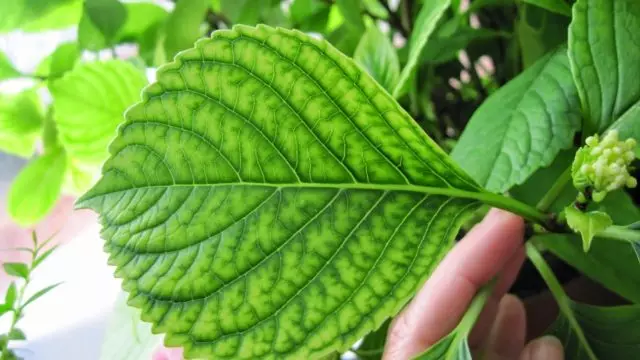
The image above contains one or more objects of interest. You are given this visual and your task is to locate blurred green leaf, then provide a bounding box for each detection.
[290,0,332,32]
[79,0,127,50]
[467,0,514,12]
[393,0,451,98]
[50,60,147,167]
[115,2,169,64]
[0,91,43,157]
[4,283,17,308]
[363,0,388,18]
[355,320,389,360]
[8,150,67,226]
[3,263,29,280]
[0,0,81,33]
[0,304,12,317]
[548,302,640,359]
[0,51,20,81]
[523,0,572,16]
[35,42,79,79]
[221,0,259,24]
[7,329,25,341]
[32,245,59,270]
[337,0,365,30]
[327,23,362,56]
[354,26,400,92]
[22,283,62,309]
[517,3,569,68]
[164,0,209,59]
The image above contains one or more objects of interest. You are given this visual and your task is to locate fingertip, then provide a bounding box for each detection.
[484,294,526,359]
[520,336,564,360]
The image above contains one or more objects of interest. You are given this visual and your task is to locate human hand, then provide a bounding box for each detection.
[383,209,564,360]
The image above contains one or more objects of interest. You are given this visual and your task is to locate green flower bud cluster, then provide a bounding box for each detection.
[572,130,637,202]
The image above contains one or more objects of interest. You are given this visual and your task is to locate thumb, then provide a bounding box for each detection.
[520,336,564,360]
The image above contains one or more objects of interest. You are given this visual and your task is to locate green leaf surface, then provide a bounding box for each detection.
[3,263,29,280]
[610,102,640,157]
[548,302,640,360]
[85,0,127,42]
[164,0,209,59]
[35,42,79,79]
[565,206,612,252]
[523,0,572,16]
[569,0,640,134]
[0,91,44,157]
[78,25,490,359]
[114,2,169,64]
[517,4,569,68]
[0,51,20,81]
[354,26,400,93]
[535,234,640,304]
[8,150,67,226]
[0,0,81,33]
[100,292,163,360]
[50,60,147,166]
[290,0,332,33]
[5,283,17,308]
[452,48,581,193]
[337,0,365,30]
[393,0,451,98]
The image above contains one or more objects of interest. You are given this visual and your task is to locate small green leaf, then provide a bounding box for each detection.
[548,302,640,359]
[164,0,209,59]
[22,283,62,309]
[78,25,488,359]
[336,0,365,31]
[114,2,169,64]
[0,303,12,317]
[0,0,82,33]
[8,329,26,341]
[99,292,163,360]
[4,283,17,307]
[523,0,572,16]
[0,90,44,157]
[3,263,29,280]
[452,48,581,193]
[393,0,451,98]
[517,4,569,68]
[84,0,127,43]
[290,0,332,32]
[32,245,59,270]
[50,60,147,167]
[35,42,79,79]
[569,0,640,135]
[354,26,400,93]
[565,206,613,252]
[0,51,20,81]
[8,150,67,226]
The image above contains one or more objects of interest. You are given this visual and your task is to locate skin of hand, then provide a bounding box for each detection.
[383,209,564,360]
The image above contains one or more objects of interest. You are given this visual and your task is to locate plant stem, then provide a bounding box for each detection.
[597,225,640,243]
[525,242,598,360]
[536,166,572,212]
[456,280,495,336]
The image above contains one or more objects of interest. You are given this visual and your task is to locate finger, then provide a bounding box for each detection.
[520,336,564,360]
[383,209,525,360]
[468,245,525,349]
[481,295,526,360]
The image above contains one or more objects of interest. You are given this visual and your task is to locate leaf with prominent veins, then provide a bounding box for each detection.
[78,25,492,359]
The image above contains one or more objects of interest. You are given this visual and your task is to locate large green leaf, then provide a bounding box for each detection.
[0,0,81,33]
[569,0,640,135]
[164,0,209,59]
[0,91,43,157]
[393,0,451,98]
[548,302,640,359]
[8,149,67,226]
[50,60,147,166]
[354,26,400,93]
[535,234,640,304]
[100,292,163,360]
[452,48,581,193]
[77,25,492,359]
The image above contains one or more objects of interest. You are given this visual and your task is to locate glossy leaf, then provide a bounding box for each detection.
[0,51,20,81]
[35,42,79,79]
[393,0,451,98]
[50,60,147,166]
[523,0,572,16]
[0,91,44,157]
[164,0,209,59]
[100,292,163,360]
[535,234,640,304]
[569,0,640,134]
[452,48,580,192]
[565,206,612,252]
[548,302,640,359]
[78,25,488,359]
[354,26,400,93]
[8,150,67,226]
[3,263,29,280]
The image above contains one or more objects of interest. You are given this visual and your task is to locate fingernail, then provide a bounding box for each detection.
[522,336,563,360]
